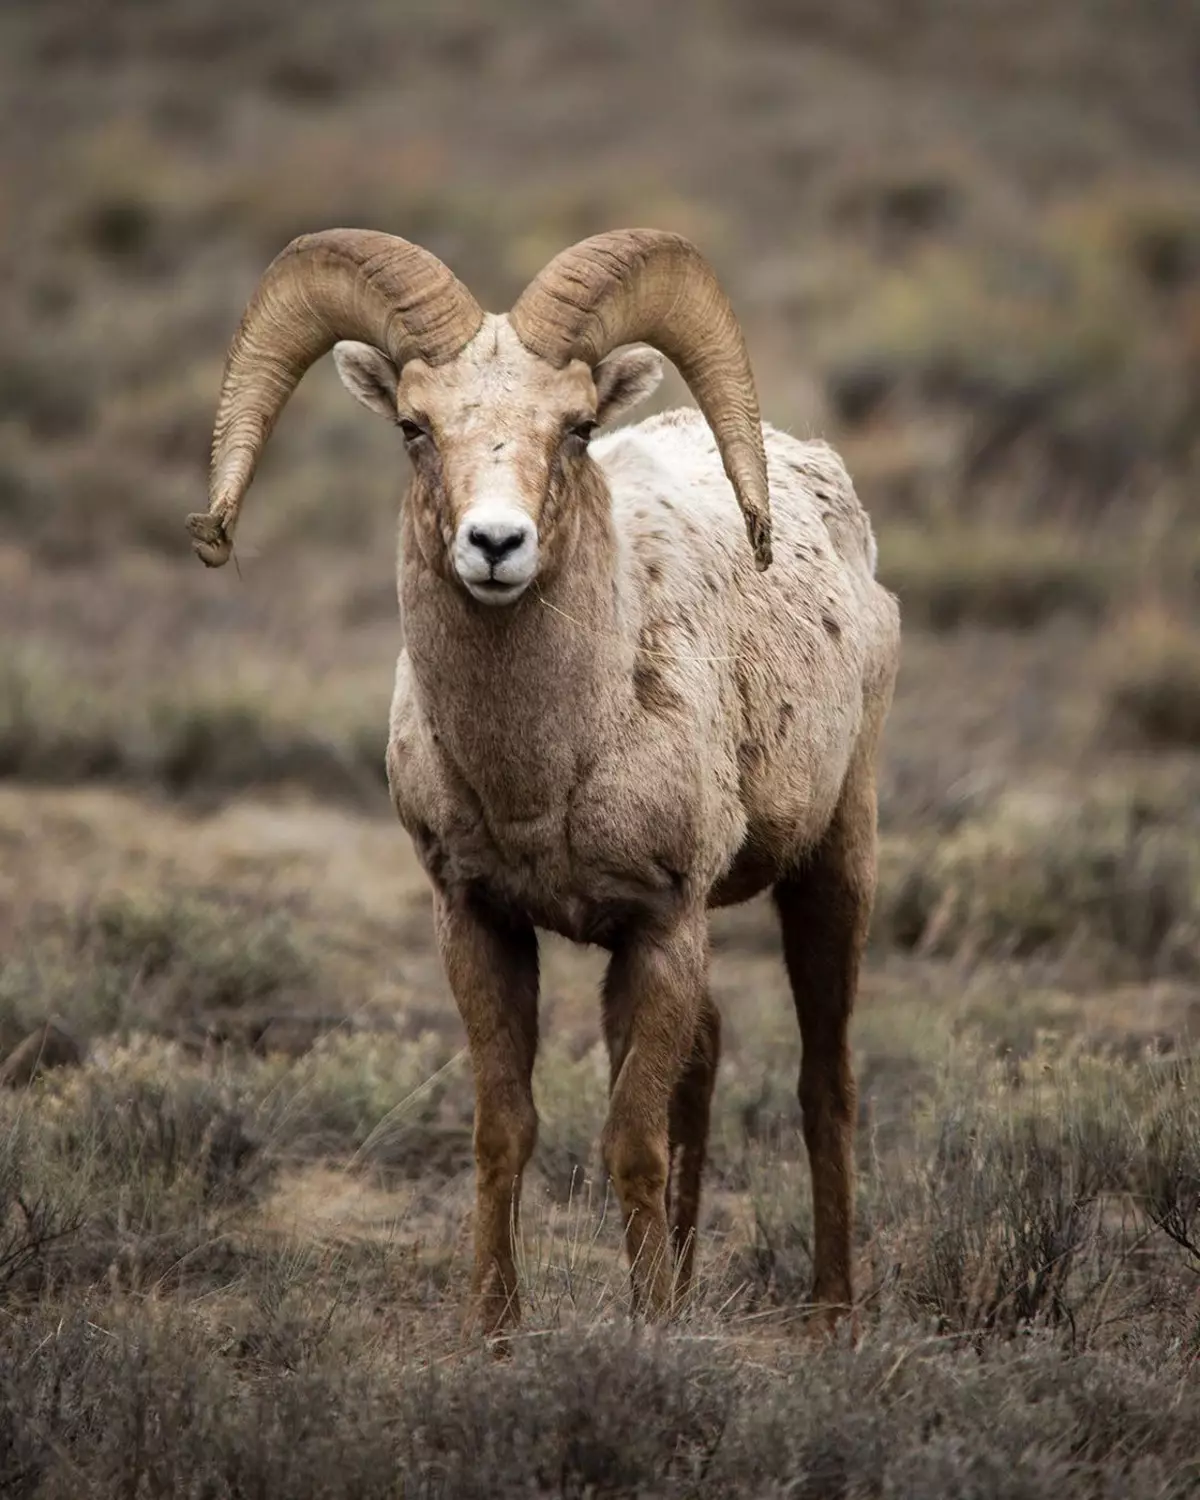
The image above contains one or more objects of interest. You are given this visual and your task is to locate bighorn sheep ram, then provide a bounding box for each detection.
[187,228,900,1336]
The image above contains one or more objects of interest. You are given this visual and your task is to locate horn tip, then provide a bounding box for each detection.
[747,516,773,571]
[186,511,234,569]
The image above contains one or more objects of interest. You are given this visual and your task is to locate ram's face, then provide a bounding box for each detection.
[335,318,661,606]
[398,321,596,606]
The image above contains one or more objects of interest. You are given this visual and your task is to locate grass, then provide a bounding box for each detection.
[530,1039,612,1202]
[2,1043,1199,1496]
[263,1030,471,1169]
[0,786,1197,1495]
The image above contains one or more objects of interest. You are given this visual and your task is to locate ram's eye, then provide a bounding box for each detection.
[398,419,427,443]
[567,419,597,444]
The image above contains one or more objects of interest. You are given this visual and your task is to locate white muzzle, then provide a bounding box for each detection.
[454,503,539,605]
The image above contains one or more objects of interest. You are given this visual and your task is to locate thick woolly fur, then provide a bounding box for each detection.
[339,316,900,1337]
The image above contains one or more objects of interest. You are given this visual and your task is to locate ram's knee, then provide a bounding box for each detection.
[475,1098,537,1191]
[602,1123,669,1209]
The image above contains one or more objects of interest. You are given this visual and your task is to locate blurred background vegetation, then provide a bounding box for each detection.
[3,0,1200,795]
[2,2,1200,1494]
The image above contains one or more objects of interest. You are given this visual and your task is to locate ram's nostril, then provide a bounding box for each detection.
[468,524,527,562]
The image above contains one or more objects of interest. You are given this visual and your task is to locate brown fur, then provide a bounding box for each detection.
[339,319,901,1337]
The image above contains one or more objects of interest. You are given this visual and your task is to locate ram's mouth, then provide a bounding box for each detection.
[465,577,529,606]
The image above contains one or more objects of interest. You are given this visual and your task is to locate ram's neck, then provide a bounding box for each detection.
[398,486,632,822]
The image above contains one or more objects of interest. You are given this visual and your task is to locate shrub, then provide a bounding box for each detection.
[1102,609,1200,750]
[4,1300,1200,1499]
[824,188,1199,520]
[0,1046,265,1295]
[875,794,1200,976]
[0,649,387,803]
[878,524,1116,631]
[262,1030,471,1170]
[0,888,314,1044]
[0,1116,86,1294]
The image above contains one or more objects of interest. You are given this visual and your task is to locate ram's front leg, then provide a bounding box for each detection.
[601,911,706,1317]
[434,887,539,1338]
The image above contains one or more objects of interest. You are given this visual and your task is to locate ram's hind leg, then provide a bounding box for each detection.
[774,752,878,1332]
[435,887,539,1340]
[665,993,720,1296]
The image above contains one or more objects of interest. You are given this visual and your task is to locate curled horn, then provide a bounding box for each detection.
[509,229,771,569]
[187,229,484,567]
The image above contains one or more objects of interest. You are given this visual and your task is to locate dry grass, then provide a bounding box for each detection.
[3,1040,1199,1497]
[2,782,1199,1492]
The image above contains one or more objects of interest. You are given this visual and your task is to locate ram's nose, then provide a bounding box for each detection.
[467,518,530,564]
[453,503,539,604]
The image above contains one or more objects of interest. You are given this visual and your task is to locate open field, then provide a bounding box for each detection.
[2,0,1200,1494]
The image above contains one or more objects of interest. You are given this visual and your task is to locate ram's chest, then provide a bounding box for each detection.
[435,804,578,922]
[416,799,684,943]
[389,727,701,946]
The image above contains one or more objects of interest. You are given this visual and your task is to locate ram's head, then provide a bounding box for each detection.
[187,229,772,604]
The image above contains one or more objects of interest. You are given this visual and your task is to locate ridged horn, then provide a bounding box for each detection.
[187,229,484,567]
[509,229,771,569]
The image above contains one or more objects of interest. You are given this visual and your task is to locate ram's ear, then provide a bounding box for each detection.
[334,341,400,420]
[593,345,664,427]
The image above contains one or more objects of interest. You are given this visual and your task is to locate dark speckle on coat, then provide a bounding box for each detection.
[736,739,764,784]
[633,660,684,715]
